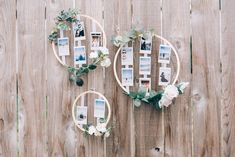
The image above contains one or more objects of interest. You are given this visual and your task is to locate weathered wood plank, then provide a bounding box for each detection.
[132,0,163,157]
[103,0,135,157]
[17,0,47,156]
[46,1,76,157]
[0,0,17,156]
[221,0,235,157]
[191,0,221,156]
[162,0,192,156]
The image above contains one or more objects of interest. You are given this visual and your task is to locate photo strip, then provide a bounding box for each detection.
[158,44,171,64]
[74,46,86,65]
[94,99,106,118]
[58,37,70,56]
[139,56,151,75]
[140,35,152,54]
[122,68,134,86]
[90,32,102,50]
[139,78,151,91]
[158,67,171,86]
[73,21,86,40]
[121,47,133,65]
[76,106,88,125]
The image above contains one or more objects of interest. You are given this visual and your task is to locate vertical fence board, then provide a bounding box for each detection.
[162,0,192,156]
[191,0,221,156]
[104,0,134,157]
[17,0,47,156]
[221,0,235,157]
[46,1,75,157]
[132,0,163,157]
[0,0,17,156]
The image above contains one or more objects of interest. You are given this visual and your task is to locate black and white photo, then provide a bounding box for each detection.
[58,37,70,56]
[140,36,152,54]
[76,106,87,125]
[158,44,171,64]
[73,21,86,40]
[121,47,133,65]
[74,46,86,65]
[159,67,171,86]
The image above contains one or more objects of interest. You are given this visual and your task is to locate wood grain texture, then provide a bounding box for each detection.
[17,0,47,156]
[162,0,192,156]
[221,0,235,157]
[0,0,17,156]
[46,1,76,157]
[132,0,163,157]
[191,0,221,156]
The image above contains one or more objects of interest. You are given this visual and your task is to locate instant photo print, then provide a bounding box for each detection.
[140,36,152,54]
[121,68,134,86]
[158,44,171,64]
[139,57,151,75]
[74,46,86,65]
[121,47,133,65]
[73,21,86,40]
[90,32,102,50]
[76,106,88,125]
[159,67,171,86]
[139,78,151,91]
[94,99,106,118]
[58,37,70,56]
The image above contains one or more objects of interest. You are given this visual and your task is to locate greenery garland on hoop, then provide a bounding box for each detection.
[48,9,111,86]
[112,26,189,109]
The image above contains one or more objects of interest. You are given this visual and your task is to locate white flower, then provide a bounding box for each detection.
[94,130,102,136]
[164,85,179,99]
[99,47,109,55]
[159,95,172,108]
[104,131,110,138]
[178,82,189,93]
[100,58,111,67]
[89,51,98,59]
[96,123,107,133]
[88,125,96,135]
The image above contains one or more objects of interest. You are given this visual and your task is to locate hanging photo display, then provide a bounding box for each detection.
[121,47,133,65]
[72,91,112,138]
[58,37,70,56]
[112,27,189,109]
[121,68,134,86]
[73,21,86,40]
[48,9,111,87]
[158,44,171,64]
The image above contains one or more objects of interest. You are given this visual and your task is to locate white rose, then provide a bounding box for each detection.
[94,130,102,136]
[89,51,98,59]
[96,123,107,133]
[104,131,110,138]
[99,47,109,55]
[159,95,172,108]
[100,58,111,67]
[88,125,96,135]
[164,85,179,99]
[178,82,189,93]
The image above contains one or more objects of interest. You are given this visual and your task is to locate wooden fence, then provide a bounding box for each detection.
[0,0,234,156]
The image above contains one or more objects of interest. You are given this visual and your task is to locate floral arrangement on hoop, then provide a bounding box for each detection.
[112,26,189,109]
[48,9,111,86]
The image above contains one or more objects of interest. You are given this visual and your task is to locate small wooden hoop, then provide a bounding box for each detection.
[51,14,107,69]
[72,90,111,132]
[113,33,181,93]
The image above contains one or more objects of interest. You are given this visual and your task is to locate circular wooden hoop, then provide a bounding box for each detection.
[72,90,111,132]
[113,33,181,93]
[52,14,107,68]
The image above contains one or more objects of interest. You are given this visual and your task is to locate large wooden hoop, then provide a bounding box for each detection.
[52,14,107,68]
[113,33,181,93]
[72,90,111,132]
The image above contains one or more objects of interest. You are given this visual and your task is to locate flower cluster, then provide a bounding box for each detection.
[159,82,189,108]
[89,47,111,68]
[84,123,111,138]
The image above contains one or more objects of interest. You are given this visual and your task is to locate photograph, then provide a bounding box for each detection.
[74,46,86,65]
[140,36,152,54]
[73,21,86,40]
[94,99,106,118]
[58,37,70,56]
[158,44,172,64]
[121,47,133,65]
[122,68,134,86]
[76,106,87,125]
[90,32,102,50]
[139,78,151,91]
[139,57,151,75]
[158,67,171,86]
